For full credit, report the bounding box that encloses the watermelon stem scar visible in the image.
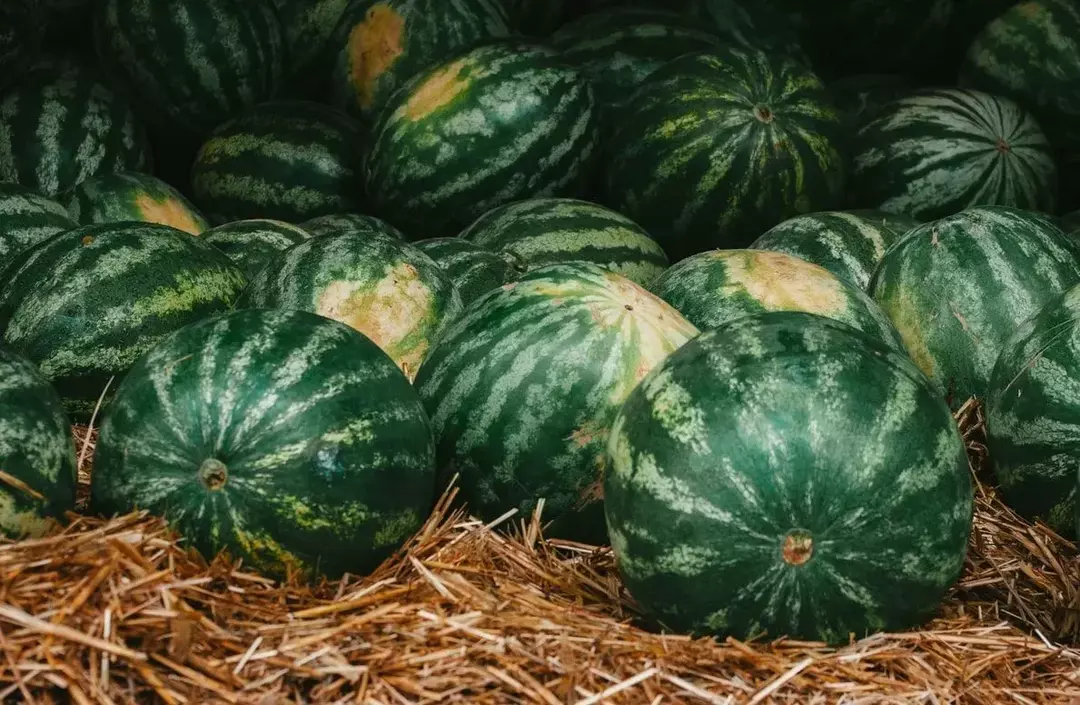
[198,459,228,491]
[753,104,774,123]
[782,529,814,566]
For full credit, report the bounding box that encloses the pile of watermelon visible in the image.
[1,0,1079,646]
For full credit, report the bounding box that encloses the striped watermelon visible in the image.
[0,222,247,418]
[0,346,77,538]
[604,311,972,643]
[271,0,350,86]
[331,0,511,120]
[365,43,600,240]
[202,219,312,279]
[302,213,406,240]
[65,171,209,235]
[459,198,669,287]
[602,46,845,262]
[93,0,287,139]
[0,184,77,263]
[91,308,436,579]
[851,88,1057,221]
[749,210,921,290]
[654,249,903,350]
[684,0,806,62]
[986,283,1080,537]
[413,238,522,305]
[414,261,699,543]
[190,101,364,224]
[0,59,152,197]
[237,230,463,380]
[869,206,1080,406]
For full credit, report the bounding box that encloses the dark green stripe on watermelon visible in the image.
[0,221,248,419]
[0,183,77,264]
[65,171,209,235]
[202,219,312,280]
[91,307,437,580]
[413,237,522,306]
[190,101,364,224]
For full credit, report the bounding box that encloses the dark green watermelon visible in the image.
[413,237,522,306]
[0,184,77,264]
[202,219,312,279]
[65,171,209,235]
[91,307,436,579]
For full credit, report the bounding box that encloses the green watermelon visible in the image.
[828,73,913,131]
[986,283,1080,537]
[202,219,312,280]
[65,171,209,235]
[683,0,806,62]
[851,88,1057,221]
[0,59,152,197]
[413,261,699,543]
[271,0,350,86]
[91,307,436,579]
[0,346,77,538]
[302,213,406,240]
[365,43,600,239]
[654,249,903,350]
[0,184,77,263]
[331,0,511,120]
[749,210,921,290]
[869,206,1080,406]
[413,237,522,306]
[93,0,287,139]
[0,222,248,418]
[237,230,463,380]
[604,311,972,643]
[602,46,845,262]
[459,198,669,288]
[190,101,364,224]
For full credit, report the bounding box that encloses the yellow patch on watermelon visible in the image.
[0,490,60,539]
[886,289,937,379]
[233,527,309,578]
[721,250,846,316]
[405,57,469,121]
[348,3,406,109]
[135,193,205,235]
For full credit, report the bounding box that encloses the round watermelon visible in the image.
[202,219,312,280]
[869,206,1080,406]
[0,222,248,418]
[602,46,845,262]
[91,307,436,579]
[0,346,77,538]
[413,238,522,306]
[604,311,972,643]
[365,42,600,239]
[414,261,699,543]
[65,171,209,235]
[0,184,77,263]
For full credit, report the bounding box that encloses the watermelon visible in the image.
[65,171,209,235]
[331,0,511,120]
[683,0,806,62]
[190,101,364,225]
[851,88,1057,221]
[0,59,152,197]
[604,311,972,643]
[654,249,903,351]
[413,261,699,543]
[0,346,77,538]
[413,238,522,306]
[365,42,600,239]
[91,307,436,579]
[202,219,312,279]
[602,46,845,262]
[0,222,248,418]
[271,0,350,85]
[986,283,1080,537]
[0,184,77,264]
[828,73,913,131]
[869,206,1080,406]
[749,210,921,290]
[237,230,463,380]
[459,198,669,288]
[93,0,287,139]
[302,213,406,240]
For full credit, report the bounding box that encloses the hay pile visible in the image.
[0,400,1078,703]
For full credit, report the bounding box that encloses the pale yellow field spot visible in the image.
[721,250,846,315]
[349,3,406,108]
[135,193,206,235]
[405,57,470,121]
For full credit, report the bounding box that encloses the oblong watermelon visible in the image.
[0,183,77,263]
[365,42,600,239]
[459,198,668,287]
[654,249,903,350]
[0,222,248,418]
[0,346,77,538]
[302,213,406,240]
[604,311,972,643]
[238,230,463,380]
[65,171,209,235]
[190,101,364,224]
[202,219,312,280]
[413,237,522,306]
[91,307,436,579]
[602,47,845,261]
[414,261,699,543]
[749,210,921,290]
[851,88,1057,220]
[869,206,1080,406]
[0,59,152,197]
